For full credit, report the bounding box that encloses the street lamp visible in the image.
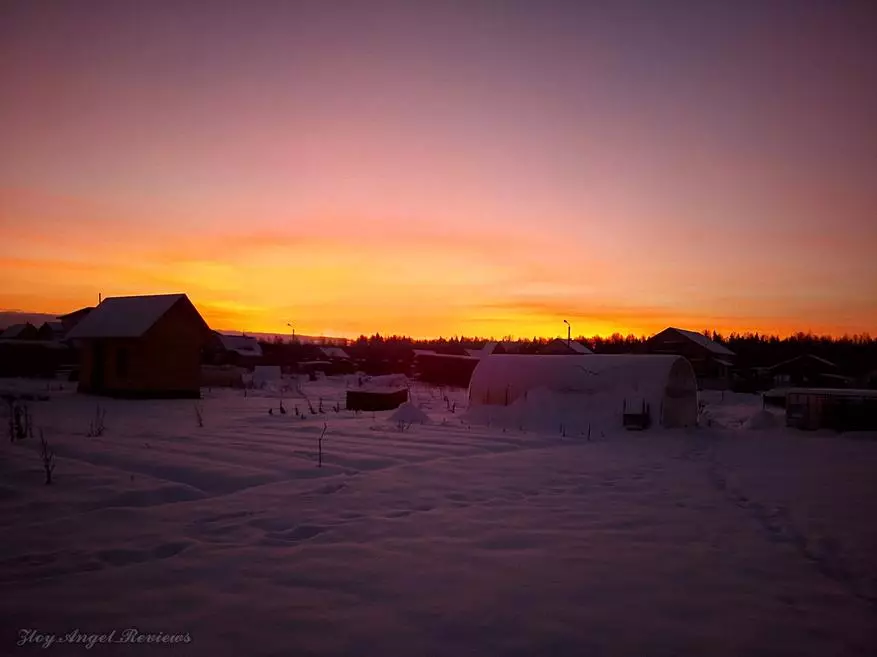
[287,322,295,342]
[563,319,571,346]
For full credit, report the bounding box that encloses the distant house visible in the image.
[58,306,94,333]
[539,339,593,355]
[492,341,524,355]
[645,327,735,389]
[0,339,69,378]
[66,293,211,398]
[319,346,350,361]
[212,332,263,369]
[37,321,65,341]
[0,323,39,340]
[766,354,851,389]
[464,341,498,359]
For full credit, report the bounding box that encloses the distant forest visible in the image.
[266,331,876,376]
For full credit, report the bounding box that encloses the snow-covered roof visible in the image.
[66,294,196,339]
[320,346,350,360]
[0,323,32,339]
[767,354,837,371]
[668,328,735,357]
[465,342,499,358]
[218,334,263,357]
[546,338,593,354]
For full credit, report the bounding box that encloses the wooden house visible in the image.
[66,293,211,398]
[58,306,94,333]
[645,327,735,389]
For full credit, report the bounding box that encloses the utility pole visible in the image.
[563,319,571,347]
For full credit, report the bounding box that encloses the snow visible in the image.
[217,334,263,357]
[1,376,876,656]
[251,365,281,387]
[670,327,736,356]
[566,340,593,354]
[743,409,782,430]
[360,373,409,392]
[66,294,188,339]
[388,402,430,425]
[319,346,350,360]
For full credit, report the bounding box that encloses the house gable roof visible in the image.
[665,327,736,357]
[767,354,838,372]
[0,323,35,339]
[66,294,201,339]
[320,346,350,360]
[217,333,263,357]
[546,338,593,354]
[58,306,95,321]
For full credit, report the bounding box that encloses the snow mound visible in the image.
[743,409,781,430]
[361,374,409,391]
[389,402,430,425]
[697,407,728,429]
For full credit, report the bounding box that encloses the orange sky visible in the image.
[1,2,875,339]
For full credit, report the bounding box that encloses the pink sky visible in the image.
[1,1,875,338]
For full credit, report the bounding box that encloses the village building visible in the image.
[66,293,211,398]
[645,327,735,389]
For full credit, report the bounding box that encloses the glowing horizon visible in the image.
[2,2,875,340]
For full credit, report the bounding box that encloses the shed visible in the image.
[66,293,211,398]
[467,354,698,430]
[785,388,877,431]
[415,352,480,388]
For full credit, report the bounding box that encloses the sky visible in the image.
[1,0,875,339]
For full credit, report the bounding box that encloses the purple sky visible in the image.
[1,0,875,337]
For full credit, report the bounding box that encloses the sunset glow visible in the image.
[2,2,875,338]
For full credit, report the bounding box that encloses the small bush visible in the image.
[39,430,55,485]
[87,405,106,437]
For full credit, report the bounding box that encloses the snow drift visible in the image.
[389,402,430,425]
[467,355,697,431]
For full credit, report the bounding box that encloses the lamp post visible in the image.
[563,319,571,347]
[287,322,295,343]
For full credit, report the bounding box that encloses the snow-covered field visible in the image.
[2,377,876,656]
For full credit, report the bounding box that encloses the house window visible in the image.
[116,348,129,379]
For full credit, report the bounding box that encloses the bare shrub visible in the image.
[87,405,106,437]
[39,430,55,485]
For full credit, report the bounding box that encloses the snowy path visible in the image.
[1,380,875,656]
